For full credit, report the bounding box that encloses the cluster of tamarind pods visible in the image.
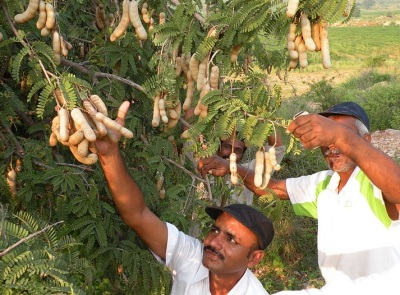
[50,91,133,165]
[14,0,73,64]
[286,0,331,69]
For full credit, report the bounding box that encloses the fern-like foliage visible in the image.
[0,210,91,294]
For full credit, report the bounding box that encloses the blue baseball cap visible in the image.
[319,102,370,130]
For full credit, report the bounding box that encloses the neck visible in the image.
[209,270,245,295]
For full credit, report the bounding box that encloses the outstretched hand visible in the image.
[197,155,230,177]
[95,101,131,155]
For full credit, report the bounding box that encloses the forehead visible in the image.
[221,139,245,149]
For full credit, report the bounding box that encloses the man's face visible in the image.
[320,115,358,173]
[202,212,260,277]
[217,139,246,162]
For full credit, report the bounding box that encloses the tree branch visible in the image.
[161,155,205,183]
[0,221,64,257]
[61,58,145,92]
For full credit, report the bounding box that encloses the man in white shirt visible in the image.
[95,101,275,295]
[198,102,400,291]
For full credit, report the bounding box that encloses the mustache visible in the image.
[204,245,225,260]
[323,148,341,157]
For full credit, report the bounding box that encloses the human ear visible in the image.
[247,250,264,268]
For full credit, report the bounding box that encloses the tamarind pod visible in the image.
[89,141,98,154]
[319,21,331,69]
[83,100,108,137]
[159,12,166,24]
[229,153,237,174]
[51,116,60,137]
[230,45,241,63]
[180,129,189,139]
[189,54,199,81]
[286,0,299,18]
[301,13,316,51]
[71,108,97,142]
[158,97,168,123]
[41,27,50,37]
[312,22,321,52]
[58,107,70,142]
[183,71,194,111]
[129,0,147,41]
[159,188,166,199]
[68,130,84,146]
[209,65,220,90]
[65,40,73,50]
[45,3,56,30]
[49,132,58,147]
[287,41,296,51]
[168,108,178,120]
[148,17,154,31]
[54,87,66,106]
[193,104,201,116]
[167,101,181,129]
[156,174,164,191]
[14,0,40,24]
[95,112,133,138]
[69,144,98,165]
[254,150,264,187]
[297,41,308,68]
[60,35,68,57]
[180,54,190,75]
[36,0,46,30]
[95,5,105,30]
[110,0,130,42]
[152,93,160,127]
[196,57,208,91]
[7,169,17,196]
[141,3,150,24]
[230,172,238,185]
[52,31,61,65]
[289,49,298,60]
[77,138,89,157]
[89,94,108,116]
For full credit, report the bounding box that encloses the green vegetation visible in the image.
[1,1,399,294]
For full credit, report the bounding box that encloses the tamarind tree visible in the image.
[0,0,356,294]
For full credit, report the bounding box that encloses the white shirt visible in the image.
[286,167,400,283]
[272,262,400,295]
[153,223,270,295]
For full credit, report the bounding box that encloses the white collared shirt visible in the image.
[153,223,269,295]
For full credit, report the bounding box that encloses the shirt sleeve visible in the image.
[286,171,332,218]
[153,222,203,273]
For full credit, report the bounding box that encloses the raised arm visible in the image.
[287,114,400,204]
[96,101,168,260]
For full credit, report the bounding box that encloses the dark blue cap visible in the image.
[206,204,274,250]
[319,102,370,130]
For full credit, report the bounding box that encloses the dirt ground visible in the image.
[371,129,400,160]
